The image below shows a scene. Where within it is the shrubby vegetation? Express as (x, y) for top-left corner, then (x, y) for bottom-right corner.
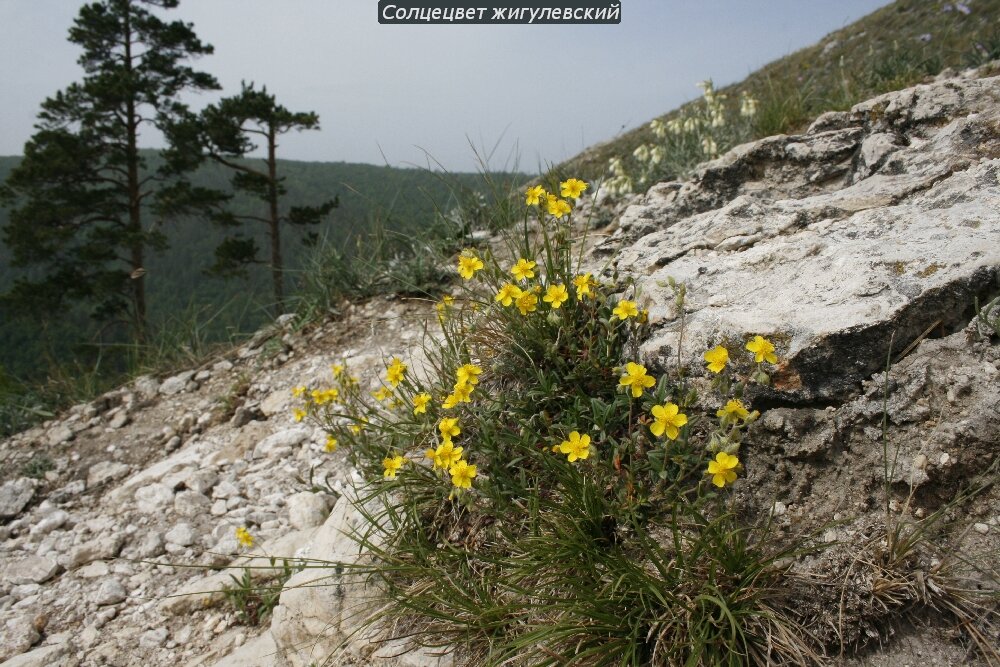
(290, 180), (821, 664)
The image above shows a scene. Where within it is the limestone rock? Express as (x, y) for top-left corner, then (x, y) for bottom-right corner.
(164, 522), (196, 547)
(2, 556), (61, 585)
(93, 578), (127, 605)
(0, 478), (36, 520)
(159, 370), (195, 395)
(605, 74), (1000, 403)
(61, 535), (123, 569)
(174, 490), (212, 517)
(135, 483), (175, 514)
(0, 613), (41, 661)
(46, 424), (74, 446)
(87, 461), (130, 488)
(286, 492), (329, 529)
(252, 427), (310, 460)
(270, 489), (381, 666)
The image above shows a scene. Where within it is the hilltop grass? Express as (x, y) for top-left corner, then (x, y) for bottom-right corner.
(556, 0), (1000, 182)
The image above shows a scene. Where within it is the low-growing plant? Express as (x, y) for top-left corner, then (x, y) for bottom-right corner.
(20, 455), (55, 479)
(222, 527), (298, 627)
(289, 176), (826, 664)
(605, 81), (759, 195)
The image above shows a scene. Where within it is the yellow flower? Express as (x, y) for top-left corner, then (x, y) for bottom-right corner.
(612, 299), (639, 320)
(457, 250), (484, 280)
(413, 393), (431, 415)
(511, 258), (536, 282)
(543, 283), (569, 309)
(324, 435), (338, 452)
(525, 185), (545, 206)
(291, 386), (307, 398)
(717, 399), (750, 422)
(545, 194), (571, 219)
(515, 290), (538, 316)
(432, 441), (464, 470)
(572, 273), (596, 300)
(456, 364), (482, 387)
(650, 402), (688, 440)
(707, 452), (740, 488)
(495, 282), (523, 307)
(386, 357), (407, 388)
(349, 417), (367, 435)
(330, 364), (344, 378)
(557, 431), (591, 463)
(372, 386), (393, 402)
(382, 455), (405, 480)
(292, 408), (307, 422)
(560, 178), (588, 199)
(438, 417), (461, 442)
(449, 459), (477, 489)
(704, 345), (729, 373)
(310, 388), (339, 405)
(442, 393), (460, 410)
(436, 295), (455, 315)
(450, 381), (474, 404)
(235, 526), (254, 548)
(746, 335), (777, 364)
(619, 362), (656, 399)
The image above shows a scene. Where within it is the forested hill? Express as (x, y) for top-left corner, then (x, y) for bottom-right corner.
(0, 154), (524, 381)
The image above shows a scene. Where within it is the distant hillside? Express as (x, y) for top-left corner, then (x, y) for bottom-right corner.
(558, 0), (1000, 180)
(0, 154), (524, 381)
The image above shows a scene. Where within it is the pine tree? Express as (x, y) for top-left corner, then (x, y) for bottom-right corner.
(194, 83), (338, 311)
(0, 0), (218, 340)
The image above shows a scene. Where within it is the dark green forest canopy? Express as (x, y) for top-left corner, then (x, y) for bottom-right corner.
(0, 153), (525, 380)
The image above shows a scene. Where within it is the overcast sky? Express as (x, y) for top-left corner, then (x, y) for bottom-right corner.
(0, 1), (892, 172)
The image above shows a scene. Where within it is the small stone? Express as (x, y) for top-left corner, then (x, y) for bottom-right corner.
(195, 369), (212, 382)
(3, 556), (61, 585)
(771, 501), (787, 517)
(93, 579), (127, 606)
(286, 492), (329, 529)
(213, 360), (234, 373)
(133, 375), (160, 400)
(76, 561), (110, 578)
(0, 478), (36, 520)
(174, 491), (211, 518)
(0, 613), (41, 658)
(210, 500), (227, 517)
(29, 510), (69, 537)
(87, 461), (130, 488)
(139, 627), (169, 649)
(252, 428), (310, 459)
(135, 483), (174, 514)
(212, 480), (240, 499)
(130, 531), (165, 559)
(108, 410), (130, 429)
(47, 425), (74, 446)
(939, 452), (951, 465)
(165, 523), (196, 547)
(974, 522), (990, 535)
(62, 535), (123, 569)
(159, 371), (195, 396)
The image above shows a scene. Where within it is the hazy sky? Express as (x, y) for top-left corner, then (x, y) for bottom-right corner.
(0, 1), (892, 171)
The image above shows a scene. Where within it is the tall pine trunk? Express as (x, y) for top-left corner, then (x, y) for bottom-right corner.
(123, 5), (146, 342)
(267, 124), (284, 311)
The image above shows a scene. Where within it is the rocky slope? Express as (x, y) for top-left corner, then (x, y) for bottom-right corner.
(1, 66), (999, 666)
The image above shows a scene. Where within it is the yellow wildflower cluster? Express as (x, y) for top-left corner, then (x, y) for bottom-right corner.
(442, 363), (482, 409)
(424, 417), (478, 489)
(523, 179), (587, 221)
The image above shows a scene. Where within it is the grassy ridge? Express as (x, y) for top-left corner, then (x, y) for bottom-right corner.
(558, 0), (1000, 181)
